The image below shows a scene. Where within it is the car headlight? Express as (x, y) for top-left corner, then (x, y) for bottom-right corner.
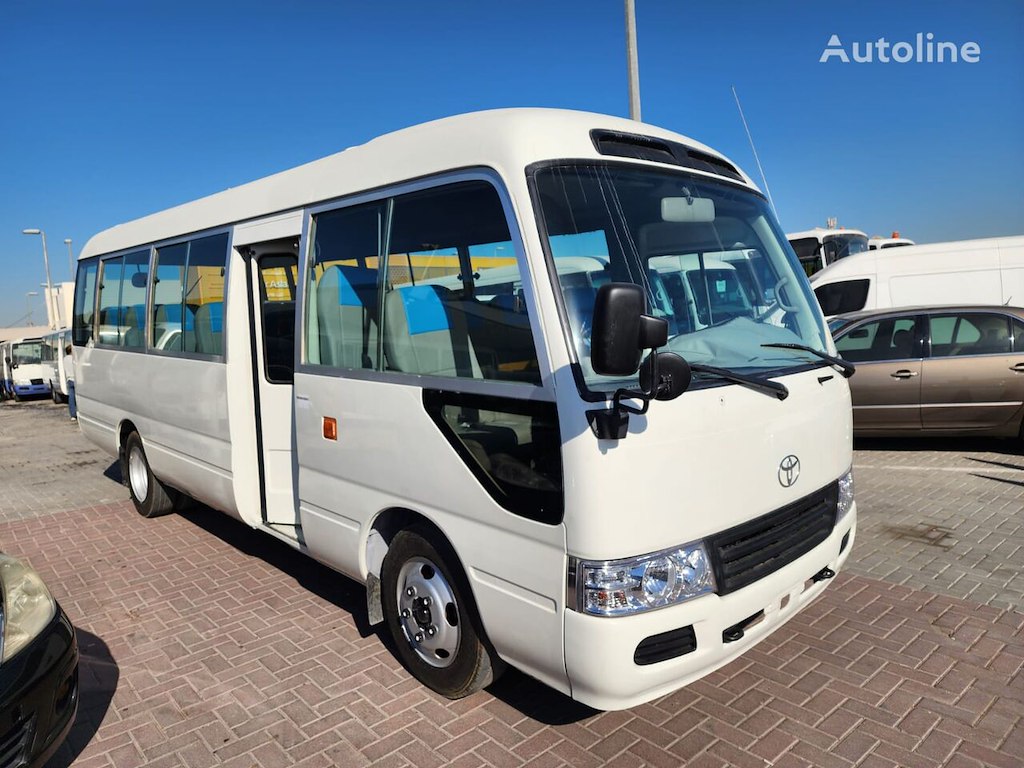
(837, 468), (854, 524)
(572, 541), (715, 616)
(0, 554), (57, 663)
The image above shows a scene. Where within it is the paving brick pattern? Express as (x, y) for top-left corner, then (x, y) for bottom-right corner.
(0, 401), (1020, 767)
(0, 400), (128, 523)
(850, 437), (1024, 611)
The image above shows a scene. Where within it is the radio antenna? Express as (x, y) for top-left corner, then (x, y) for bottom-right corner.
(732, 85), (779, 220)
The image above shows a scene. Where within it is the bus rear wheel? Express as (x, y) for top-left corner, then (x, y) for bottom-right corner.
(381, 527), (503, 699)
(125, 432), (176, 518)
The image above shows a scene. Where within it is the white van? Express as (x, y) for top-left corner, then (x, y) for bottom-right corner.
(41, 329), (74, 402)
(810, 235), (1024, 317)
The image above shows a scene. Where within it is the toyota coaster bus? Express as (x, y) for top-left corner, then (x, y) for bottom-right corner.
(72, 109), (856, 710)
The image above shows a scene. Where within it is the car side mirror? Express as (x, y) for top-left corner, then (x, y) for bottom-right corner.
(591, 283), (668, 376)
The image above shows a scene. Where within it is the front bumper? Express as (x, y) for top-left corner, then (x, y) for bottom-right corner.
(564, 506), (856, 710)
(0, 604), (79, 768)
(11, 383), (50, 398)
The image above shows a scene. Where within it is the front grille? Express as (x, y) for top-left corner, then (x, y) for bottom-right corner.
(708, 482), (838, 596)
(0, 717), (31, 768)
(30, 379), (43, 386)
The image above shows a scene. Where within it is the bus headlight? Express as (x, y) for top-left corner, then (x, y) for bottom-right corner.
(573, 542), (715, 616)
(837, 468), (854, 524)
(0, 554), (57, 663)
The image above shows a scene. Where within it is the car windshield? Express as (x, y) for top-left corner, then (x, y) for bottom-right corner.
(533, 164), (829, 392)
(12, 342), (43, 365)
(827, 317), (851, 335)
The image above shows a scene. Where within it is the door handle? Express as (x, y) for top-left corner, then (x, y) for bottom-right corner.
(1010, 363), (1024, 373)
(890, 369), (919, 379)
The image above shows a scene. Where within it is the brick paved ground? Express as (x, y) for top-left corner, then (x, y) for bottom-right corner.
(0, 400), (1021, 767)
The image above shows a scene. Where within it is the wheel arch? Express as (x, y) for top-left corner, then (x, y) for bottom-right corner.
(363, 506), (471, 627)
(117, 418), (141, 483)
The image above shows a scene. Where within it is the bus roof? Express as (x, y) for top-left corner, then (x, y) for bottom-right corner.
(80, 108), (758, 260)
(786, 227), (869, 241)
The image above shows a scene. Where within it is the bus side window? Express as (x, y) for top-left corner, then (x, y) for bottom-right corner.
(73, 258), (99, 346)
(307, 201), (386, 370)
(184, 234), (229, 356)
(381, 181), (540, 384)
(153, 243), (188, 351)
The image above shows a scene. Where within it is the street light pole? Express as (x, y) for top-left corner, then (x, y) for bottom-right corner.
(625, 0), (642, 121)
(64, 238), (74, 279)
(25, 291), (38, 325)
(23, 228), (57, 329)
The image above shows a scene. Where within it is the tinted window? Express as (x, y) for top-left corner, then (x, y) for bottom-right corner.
(152, 242), (189, 351)
(185, 235), (228, 355)
(382, 182), (539, 383)
(814, 279), (870, 316)
(72, 259), (99, 346)
(307, 201), (386, 369)
(307, 181), (540, 385)
(835, 316), (918, 362)
(97, 257), (125, 346)
(929, 313), (1011, 357)
(1013, 318), (1024, 353)
(120, 249), (149, 349)
(258, 254), (297, 383)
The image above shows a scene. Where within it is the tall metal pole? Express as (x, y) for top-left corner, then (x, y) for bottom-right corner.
(25, 291), (38, 325)
(23, 229), (58, 329)
(625, 0), (642, 121)
(39, 231), (57, 329)
(64, 238), (74, 278)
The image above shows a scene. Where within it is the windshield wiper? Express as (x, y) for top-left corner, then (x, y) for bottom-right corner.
(690, 363), (789, 400)
(761, 343), (855, 378)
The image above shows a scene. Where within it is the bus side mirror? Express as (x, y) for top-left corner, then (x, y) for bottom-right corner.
(591, 283), (667, 376)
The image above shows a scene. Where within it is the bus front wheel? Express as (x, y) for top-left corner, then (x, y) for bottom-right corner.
(125, 433), (176, 518)
(381, 527), (503, 699)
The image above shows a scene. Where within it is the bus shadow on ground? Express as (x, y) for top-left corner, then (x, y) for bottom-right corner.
(46, 629), (118, 768)
(174, 503), (597, 724)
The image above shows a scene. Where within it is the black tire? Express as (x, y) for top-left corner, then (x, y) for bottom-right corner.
(124, 432), (177, 518)
(381, 526), (503, 698)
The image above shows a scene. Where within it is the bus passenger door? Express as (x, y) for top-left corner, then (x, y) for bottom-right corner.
(248, 247), (300, 529)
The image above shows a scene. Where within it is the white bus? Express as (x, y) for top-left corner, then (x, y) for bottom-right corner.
(73, 109), (856, 710)
(787, 226), (870, 278)
(1, 336), (51, 401)
(41, 328), (74, 403)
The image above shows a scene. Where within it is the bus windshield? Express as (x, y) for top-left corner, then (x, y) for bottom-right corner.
(534, 165), (828, 392)
(823, 233), (869, 262)
(12, 342), (43, 365)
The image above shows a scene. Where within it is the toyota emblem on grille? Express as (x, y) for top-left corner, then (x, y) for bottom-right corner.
(778, 455), (800, 487)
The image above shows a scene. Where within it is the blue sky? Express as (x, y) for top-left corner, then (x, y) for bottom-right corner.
(2, 0), (1021, 326)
